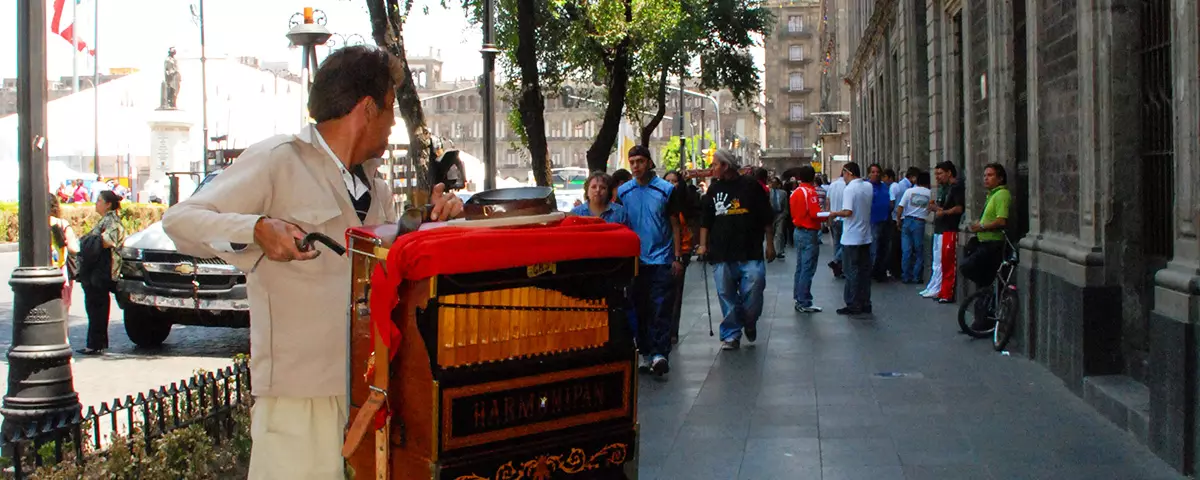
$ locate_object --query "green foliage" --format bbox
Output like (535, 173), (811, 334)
(0, 202), (165, 243)
(18, 358), (252, 479)
(659, 132), (714, 172)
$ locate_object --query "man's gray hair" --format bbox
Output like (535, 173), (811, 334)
(713, 149), (740, 169)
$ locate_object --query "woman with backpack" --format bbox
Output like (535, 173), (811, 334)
(49, 194), (80, 309)
(77, 190), (126, 355)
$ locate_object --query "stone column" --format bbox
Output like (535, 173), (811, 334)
(1148, 0), (1200, 473)
(1016, 0), (1042, 358)
(986, 0), (1014, 174)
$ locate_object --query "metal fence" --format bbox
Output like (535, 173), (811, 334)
(1, 360), (251, 478)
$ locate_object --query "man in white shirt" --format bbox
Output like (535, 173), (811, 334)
(823, 169), (847, 278)
(896, 171), (932, 284)
(162, 46), (465, 479)
(827, 162), (873, 315)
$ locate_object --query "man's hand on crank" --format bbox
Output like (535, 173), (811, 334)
(254, 217), (320, 262)
(430, 183), (465, 221)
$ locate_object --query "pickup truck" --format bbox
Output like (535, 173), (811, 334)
(114, 169), (249, 347)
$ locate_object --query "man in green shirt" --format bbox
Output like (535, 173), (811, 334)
(961, 163), (1010, 287)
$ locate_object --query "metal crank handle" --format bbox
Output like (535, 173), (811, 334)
(298, 232), (347, 256)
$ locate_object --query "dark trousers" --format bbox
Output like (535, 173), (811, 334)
(82, 284), (111, 350)
(668, 256), (692, 343)
(887, 221), (903, 278)
(632, 264), (675, 359)
(960, 240), (1004, 288)
(842, 244), (873, 310)
(871, 221), (893, 280)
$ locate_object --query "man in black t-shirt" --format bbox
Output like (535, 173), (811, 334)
(920, 161), (965, 303)
(696, 150), (776, 350)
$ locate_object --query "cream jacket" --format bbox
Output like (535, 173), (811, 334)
(162, 127), (397, 398)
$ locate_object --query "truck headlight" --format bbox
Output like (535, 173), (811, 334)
(118, 247), (143, 260)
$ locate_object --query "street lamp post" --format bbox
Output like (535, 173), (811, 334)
(481, 0), (499, 190)
(190, 1), (210, 175)
(3, 0), (82, 441)
(287, 8), (332, 126)
(666, 85), (721, 149)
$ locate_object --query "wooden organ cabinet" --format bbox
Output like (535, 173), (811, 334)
(342, 213), (641, 480)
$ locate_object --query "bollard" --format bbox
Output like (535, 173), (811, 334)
(1, 267), (82, 441)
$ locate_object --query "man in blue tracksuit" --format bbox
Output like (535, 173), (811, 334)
(617, 145), (685, 376)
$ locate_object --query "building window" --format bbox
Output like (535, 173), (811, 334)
(789, 73), (805, 91)
(787, 15), (803, 32)
(789, 133), (805, 150)
(789, 103), (805, 120)
(789, 45), (804, 60)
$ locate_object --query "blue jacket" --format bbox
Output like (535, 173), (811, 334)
(617, 176), (680, 265)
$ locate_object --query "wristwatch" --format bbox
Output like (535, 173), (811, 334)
(676, 256), (686, 263)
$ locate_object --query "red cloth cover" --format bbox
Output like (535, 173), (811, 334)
(361, 215), (640, 372)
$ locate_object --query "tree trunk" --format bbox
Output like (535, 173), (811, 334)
(585, 0), (633, 172)
(516, 0), (551, 186)
(367, 0), (432, 201)
(639, 66), (669, 147)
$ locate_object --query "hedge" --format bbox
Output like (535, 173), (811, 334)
(0, 202), (167, 243)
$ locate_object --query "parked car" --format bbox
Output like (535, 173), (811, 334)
(114, 169), (249, 347)
(551, 167), (587, 211)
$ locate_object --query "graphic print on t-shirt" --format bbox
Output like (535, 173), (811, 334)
(713, 192), (749, 216)
(909, 191), (931, 208)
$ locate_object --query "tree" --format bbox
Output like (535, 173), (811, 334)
(658, 132), (713, 172)
(627, 0), (773, 148)
(513, 0), (552, 186)
(364, 0), (434, 196)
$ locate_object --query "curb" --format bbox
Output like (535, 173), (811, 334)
(0, 243), (15, 253)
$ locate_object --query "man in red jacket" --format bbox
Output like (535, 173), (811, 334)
(790, 166), (827, 313)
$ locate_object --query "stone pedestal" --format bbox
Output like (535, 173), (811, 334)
(145, 109), (195, 202)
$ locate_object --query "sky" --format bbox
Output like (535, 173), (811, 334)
(2, 0), (765, 89)
(1, 0), (487, 82)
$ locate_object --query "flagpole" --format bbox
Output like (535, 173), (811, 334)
(93, 0), (99, 176)
(71, 0), (78, 92)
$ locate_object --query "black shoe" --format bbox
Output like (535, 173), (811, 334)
(862, 305), (872, 314)
(836, 307), (863, 315)
(744, 325), (757, 343)
(77, 348), (104, 355)
(937, 298), (955, 304)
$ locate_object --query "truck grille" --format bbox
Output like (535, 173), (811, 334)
(140, 251), (243, 291)
(142, 251), (229, 265)
(144, 273), (240, 291)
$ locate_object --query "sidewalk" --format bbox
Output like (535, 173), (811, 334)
(635, 243), (1183, 480)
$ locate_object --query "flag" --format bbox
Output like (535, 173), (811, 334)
(51, 0), (95, 56)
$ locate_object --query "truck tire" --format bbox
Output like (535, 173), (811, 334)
(124, 306), (174, 348)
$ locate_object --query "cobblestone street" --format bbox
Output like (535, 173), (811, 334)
(0, 252), (249, 410)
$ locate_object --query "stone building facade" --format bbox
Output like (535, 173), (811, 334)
(407, 54), (763, 180)
(847, 0), (1200, 474)
(761, 0), (824, 173)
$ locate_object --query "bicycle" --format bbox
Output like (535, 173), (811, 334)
(957, 233), (1019, 351)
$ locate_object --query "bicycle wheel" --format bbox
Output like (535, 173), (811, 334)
(957, 289), (996, 338)
(992, 286), (1019, 351)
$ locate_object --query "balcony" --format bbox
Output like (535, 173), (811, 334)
(786, 56), (814, 66)
(782, 86), (815, 96)
(783, 28), (814, 39)
(784, 115), (815, 126)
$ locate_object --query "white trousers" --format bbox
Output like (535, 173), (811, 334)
(921, 233), (943, 296)
(248, 395), (347, 480)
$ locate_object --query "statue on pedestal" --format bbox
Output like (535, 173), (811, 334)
(160, 48), (181, 110)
